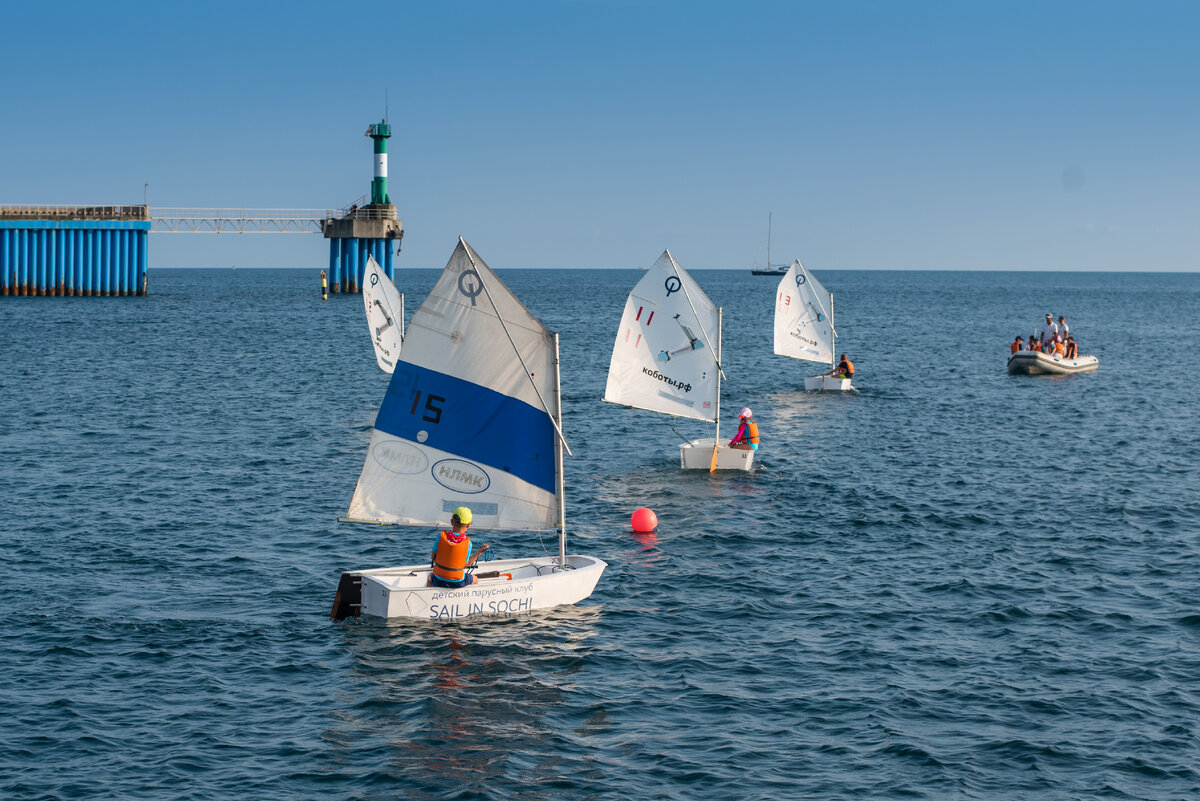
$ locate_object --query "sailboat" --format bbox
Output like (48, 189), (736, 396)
(774, 259), (852, 391)
(750, 213), (787, 276)
(603, 250), (753, 471)
(330, 238), (606, 621)
(362, 255), (404, 373)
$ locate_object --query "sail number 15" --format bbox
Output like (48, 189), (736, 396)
(410, 390), (446, 424)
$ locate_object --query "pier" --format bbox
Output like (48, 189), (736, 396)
(1, 120), (403, 296)
(0, 205), (150, 296)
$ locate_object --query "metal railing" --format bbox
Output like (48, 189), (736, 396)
(150, 205), (398, 233)
(2, 202), (398, 232)
(150, 208), (335, 233)
(0, 204), (150, 221)
(333, 201), (398, 221)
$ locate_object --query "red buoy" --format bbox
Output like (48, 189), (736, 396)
(631, 507), (658, 533)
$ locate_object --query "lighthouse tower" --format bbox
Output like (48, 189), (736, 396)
(366, 120), (391, 205)
(321, 119), (404, 292)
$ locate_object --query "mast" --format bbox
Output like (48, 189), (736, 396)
(830, 291), (836, 368)
(554, 333), (566, 566)
(767, 212), (772, 272)
(715, 307), (723, 442)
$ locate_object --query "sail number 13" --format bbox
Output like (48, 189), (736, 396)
(410, 390), (446, 424)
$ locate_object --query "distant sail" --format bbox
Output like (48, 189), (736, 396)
(774, 259), (834, 365)
(362, 256), (404, 373)
(347, 239), (560, 531)
(603, 250), (720, 422)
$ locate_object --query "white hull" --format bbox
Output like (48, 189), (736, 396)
(679, 437), (755, 471)
(804, 375), (853, 391)
(1007, 351), (1098, 376)
(333, 555), (607, 621)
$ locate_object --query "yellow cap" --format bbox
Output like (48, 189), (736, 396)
(451, 506), (472, 525)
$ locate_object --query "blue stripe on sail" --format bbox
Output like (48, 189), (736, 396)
(374, 363), (556, 495)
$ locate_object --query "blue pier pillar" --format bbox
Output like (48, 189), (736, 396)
(106, 229), (116, 296)
(336, 239), (345, 292)
(64, 229), (73, 296)
(47, 229), (57, 295)
(80, 230), (88, 296)
(94, 229), (102, 296)
(357, 239), (369, 289)
(113, 230), (122, 296)
(72, 229), (81, 296)
(22, 229), (32, 295)
(107, 229), (116, 296)
(102, 229), (111, 296)
(327, 239), (339, 294)
(86, 230), (96, 296)
(110, 229), (119, 296)
(33, 229), (44, 295)
(138, 230), (148, 294)
(96, 230), (105, 296)
(346, 238), (359, 293)
(335, 240), (344, 292)
(93, 229), (102, 296)
(58, 227), (68, 297)
(51, 229), (62, 295)
(35, 229), (45, 295)
(132, 230), (141, 295)
(48, 229), (57, 295)
(118, 230), (128, 295)
(58, 229), (68, 295)
(46, 229), (55, 295)
(31, 229), (38, 294)
(384, 241), (394, 279)
(15, 231), (23, 295)
(1, 230), (9, 295)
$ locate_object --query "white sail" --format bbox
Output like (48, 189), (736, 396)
(774, 259), (835, 365)
(362, 255), (404, 373)
(347, 239), (561, 532)
(602, 250), (720, 423)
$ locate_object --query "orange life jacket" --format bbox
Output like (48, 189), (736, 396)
(1053, 340), (1065, 355)
(745, 419), (759, 444)
(840, 359), (854, 376)
(432, 530), (471, 581)
(1011, 341), (1020, 353)
(1065, 341), (1077, 358)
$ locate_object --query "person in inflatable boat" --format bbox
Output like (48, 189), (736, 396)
(428, 506), (490, 588)
(1040, 314), (1058, 352)
(728, 407), (760, 451)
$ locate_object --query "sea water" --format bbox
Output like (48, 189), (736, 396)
(1, 267), (1198, 800)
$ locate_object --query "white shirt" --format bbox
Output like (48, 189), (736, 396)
(1057, 321), (1068, 341)
(1040, 320), (1058, 343)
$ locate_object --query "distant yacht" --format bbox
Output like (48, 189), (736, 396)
(750, 212), (788, 276)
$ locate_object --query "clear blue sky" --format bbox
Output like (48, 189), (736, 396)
(2, 0), (1196, 270)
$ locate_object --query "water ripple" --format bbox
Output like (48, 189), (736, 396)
(2, 269), (1199, 800)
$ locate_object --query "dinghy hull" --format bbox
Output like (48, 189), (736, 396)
(1007, 351), (1098, 375)
(679, 437), (755, 471)
(334, 555), (607, 621)
(804, 375), (853, 391)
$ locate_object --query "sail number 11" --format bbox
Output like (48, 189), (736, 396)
(411, 390), (446, 424)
